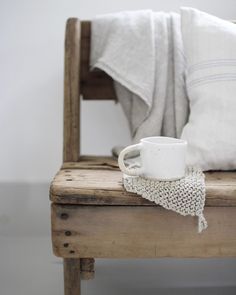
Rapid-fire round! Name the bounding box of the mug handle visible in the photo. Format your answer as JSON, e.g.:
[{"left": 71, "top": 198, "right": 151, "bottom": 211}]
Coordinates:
[{"left": 118, "top": 143, "right": 142, "bottom": 176}]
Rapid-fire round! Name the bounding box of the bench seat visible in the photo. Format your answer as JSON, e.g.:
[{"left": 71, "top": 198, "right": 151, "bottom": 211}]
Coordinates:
[
  {"left": 50, "top": 156, "right": 236, "bottom": 259},
  {"left": 50, "top": 156, "right": 236, "bottom": 207}
]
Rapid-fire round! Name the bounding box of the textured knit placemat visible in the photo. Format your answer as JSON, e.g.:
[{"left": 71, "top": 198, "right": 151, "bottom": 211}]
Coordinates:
[{"left": 123, "top": 166, "right": 207, "bottom": 233}]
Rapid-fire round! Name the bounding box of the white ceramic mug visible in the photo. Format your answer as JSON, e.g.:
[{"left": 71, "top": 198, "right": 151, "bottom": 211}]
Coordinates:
[{"left": 118, "top": 136, "right": 187, "bottom": 180}]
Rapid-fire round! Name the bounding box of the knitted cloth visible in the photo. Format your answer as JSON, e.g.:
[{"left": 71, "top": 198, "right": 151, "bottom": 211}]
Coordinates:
[{"left": 123, "top": 166, "right": 207, "bottom": 233}]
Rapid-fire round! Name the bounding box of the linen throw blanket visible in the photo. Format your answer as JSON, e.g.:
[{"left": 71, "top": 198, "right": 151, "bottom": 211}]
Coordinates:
[{"left": 90, "top": 10, "right": 189, "bottom": 141}]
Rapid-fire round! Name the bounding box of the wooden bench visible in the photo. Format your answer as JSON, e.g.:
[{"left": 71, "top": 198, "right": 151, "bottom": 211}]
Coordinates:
[{"left": 50, "top": 18, "right": 236, "bottom": 295}]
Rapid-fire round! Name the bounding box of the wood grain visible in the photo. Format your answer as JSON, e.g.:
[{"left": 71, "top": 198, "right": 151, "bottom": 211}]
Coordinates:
[
  {"left": 63, "top": 18, "right": 81, "bottom": 162},
  {"left": 80, "top": 258, "right": 95, "bottom": 280},
  {"left": 62, "top": 156, "right": 119, "bottom": 170},
  {"left": 52, "top": 205, "right": 236, "bottom": 258},
  {"left": 64, "top": 258, "right": 81, "bottom": 295},
  {"left": 50, "top": 156, "right": 236, "bottom": 206}
]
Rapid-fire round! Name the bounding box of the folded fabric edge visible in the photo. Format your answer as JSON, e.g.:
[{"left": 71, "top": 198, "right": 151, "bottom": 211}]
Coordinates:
[{"left": 91, "top": 60, "right": 152, "bottom": 109}]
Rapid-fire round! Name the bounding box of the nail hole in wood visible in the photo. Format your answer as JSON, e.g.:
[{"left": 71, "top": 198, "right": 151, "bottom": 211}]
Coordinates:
[
  {"left": 66, "top": 178, "right": 72, "bottom": 181},
  {"left": 70, "top": 250, "right": 75, "bottom": 254},
  {"left": 65, "top": 231, "right": 71, "bottom": 236},
  {"left": 63, "top": 243, "right": 69, "bottom": 248},
  {"left": 60, "top": 213, "right": 69, "bottom": 220}
]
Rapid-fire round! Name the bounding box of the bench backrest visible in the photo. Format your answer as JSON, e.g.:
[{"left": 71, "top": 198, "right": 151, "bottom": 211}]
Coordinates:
[{"left": 63, "top": 18, "right": 116, "bottom": 162}]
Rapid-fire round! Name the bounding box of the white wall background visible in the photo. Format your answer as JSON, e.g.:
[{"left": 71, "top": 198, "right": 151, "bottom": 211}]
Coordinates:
[{"left": 1, "top": 0, "right": 236, "bottom": 182}]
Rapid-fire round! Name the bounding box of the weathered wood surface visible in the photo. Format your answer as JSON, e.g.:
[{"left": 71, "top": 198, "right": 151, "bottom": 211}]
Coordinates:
[
  {"left": 80, "top": 21, "right": 116, "bottom": 100},
  {"left": 80, "top": 258, "right": 95, "bottom": 280},
  {"left": 62, "top": 156, "right": 119, "bottom": 170},
  {"left": 52, "top": 205, "right": 236, "bottom": 258},
  {"left": 50, "top": 156, "right": 236, "bottom": 206},
  {"left": 64, "top": 258, "right": 81, "bottom": 295},
  {"left": 63, "top": 18, "right": 81, "bottom": 162}
]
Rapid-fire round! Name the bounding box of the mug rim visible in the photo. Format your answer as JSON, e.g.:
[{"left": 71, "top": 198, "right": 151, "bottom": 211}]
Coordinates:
[{"left": 140, "top": 136, "right": 187, "bottom": 145}]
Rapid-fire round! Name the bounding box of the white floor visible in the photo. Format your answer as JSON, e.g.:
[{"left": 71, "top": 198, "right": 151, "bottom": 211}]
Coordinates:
[{"left": 0, "top": 183, "right": 236, "bottom": 295}]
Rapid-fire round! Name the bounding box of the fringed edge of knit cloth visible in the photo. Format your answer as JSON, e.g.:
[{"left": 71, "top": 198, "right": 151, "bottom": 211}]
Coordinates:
[
  {"left": 198, "top": 213, "right": 208, "bottom": 233},
  {"left": 123, "top": 166, "right": 207, "bottom": 233}
]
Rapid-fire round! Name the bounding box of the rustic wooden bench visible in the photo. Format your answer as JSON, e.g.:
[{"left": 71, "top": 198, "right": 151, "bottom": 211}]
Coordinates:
[{"left": 50, "top": 18, "right": 236, "bottom": 295}]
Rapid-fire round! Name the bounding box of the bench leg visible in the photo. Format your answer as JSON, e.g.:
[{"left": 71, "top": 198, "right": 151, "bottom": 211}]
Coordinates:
[
  {"left": 64, "top": 258, "right": 81, "bottom": 295},
  {"left": 80, "top": 258, "right": 95, "bottom": 280}
]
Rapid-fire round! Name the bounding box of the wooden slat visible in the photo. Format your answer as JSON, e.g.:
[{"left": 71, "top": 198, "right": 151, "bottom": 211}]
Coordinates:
[
  {"left": 80, "top": 21, "right": 116, "bottom": 100},
  {"left": 62, "top": 156, "right": 119, "bottom": 170},
  {"left": 52, "top": 205, "right": 236, "bottom": 258},
  {"left": 63, "top": 18, "right": 81, "bottom": 162},
  {"left": 50, "top": 157, "right": 236, "bottom": 206}
]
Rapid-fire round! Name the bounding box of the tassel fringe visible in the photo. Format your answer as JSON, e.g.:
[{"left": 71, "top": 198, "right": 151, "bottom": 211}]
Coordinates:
[{"left": 198, "top": 214, "right": 208, "bottom": 233}]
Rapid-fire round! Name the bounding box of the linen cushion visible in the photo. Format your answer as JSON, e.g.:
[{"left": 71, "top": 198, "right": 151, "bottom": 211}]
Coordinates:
[{"left": 180, "top": 7, "right": 236, "bottom": 170}]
